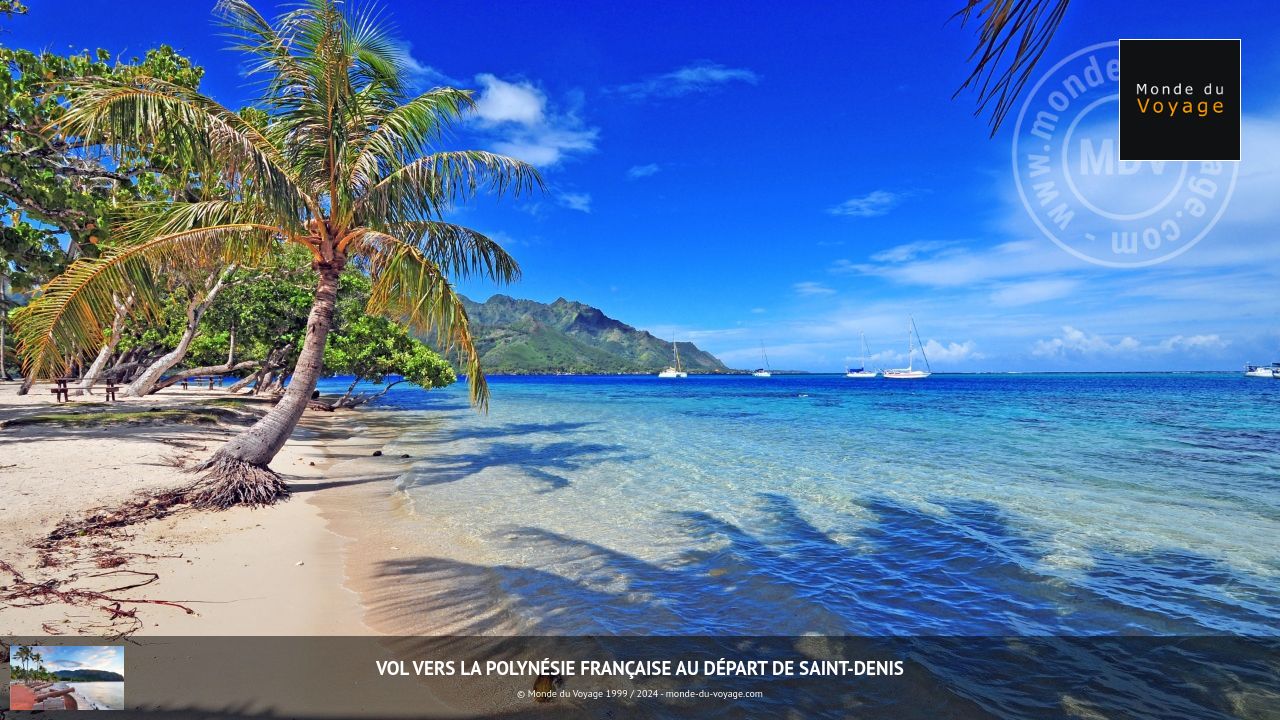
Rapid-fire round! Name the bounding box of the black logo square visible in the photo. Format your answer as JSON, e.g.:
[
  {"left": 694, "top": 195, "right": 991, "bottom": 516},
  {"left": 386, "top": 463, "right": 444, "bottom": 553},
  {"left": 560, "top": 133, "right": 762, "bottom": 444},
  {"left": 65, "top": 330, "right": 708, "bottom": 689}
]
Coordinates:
[{"left": 1119, "top": 39, "right": 1240, "bottom": 161}]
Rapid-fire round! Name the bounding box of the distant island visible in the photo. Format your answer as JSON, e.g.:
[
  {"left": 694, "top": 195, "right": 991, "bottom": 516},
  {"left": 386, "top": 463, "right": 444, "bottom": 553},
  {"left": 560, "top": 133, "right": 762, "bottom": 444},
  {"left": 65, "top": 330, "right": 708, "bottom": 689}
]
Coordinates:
[
  {"left": 52, "top": 669, "right": 124, "bottom": 682},
  {"left": 459, "top": 295, "right": 730, "bottom": 375}
]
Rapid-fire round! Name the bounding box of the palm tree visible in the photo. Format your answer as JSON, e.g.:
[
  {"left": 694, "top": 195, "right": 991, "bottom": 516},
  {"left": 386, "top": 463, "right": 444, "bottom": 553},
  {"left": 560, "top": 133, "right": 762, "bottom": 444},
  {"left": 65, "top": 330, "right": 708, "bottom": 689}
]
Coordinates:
[
  {"left": 14, "top": 645, "right": 32, "bottom": 681},
  {"left": 15, "top": 0, "right": 541, "bottom": 507}
]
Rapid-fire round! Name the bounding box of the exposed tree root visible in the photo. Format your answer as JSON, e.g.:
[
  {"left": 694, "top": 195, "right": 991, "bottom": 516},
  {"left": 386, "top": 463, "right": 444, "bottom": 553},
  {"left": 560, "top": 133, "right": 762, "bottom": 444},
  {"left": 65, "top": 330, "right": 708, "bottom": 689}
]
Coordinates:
[
  {"left": 186, "top": 455, "right": 291, "bottom": 509},
  {"left": 43, "top": 484, "right": 196, "bottom": 546}
]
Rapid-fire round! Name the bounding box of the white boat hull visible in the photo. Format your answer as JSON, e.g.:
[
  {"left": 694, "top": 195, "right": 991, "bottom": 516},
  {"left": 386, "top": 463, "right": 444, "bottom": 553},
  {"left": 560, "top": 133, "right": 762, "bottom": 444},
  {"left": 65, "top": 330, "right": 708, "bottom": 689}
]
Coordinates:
[
  {"left": 752, "top": 371, "right": 772, "bottom": 377},
  {"left": 1244, "top": 364, "right": 1278, "bottom": 378},
  {"left": 845, "top": 371, "right": 877, "bottom": 378},
  {"left": 883, "top": 370, "right": 931, "bottom": 379},
  {"left": 658, "top": 370, "right": 688, "bottom": 378}
]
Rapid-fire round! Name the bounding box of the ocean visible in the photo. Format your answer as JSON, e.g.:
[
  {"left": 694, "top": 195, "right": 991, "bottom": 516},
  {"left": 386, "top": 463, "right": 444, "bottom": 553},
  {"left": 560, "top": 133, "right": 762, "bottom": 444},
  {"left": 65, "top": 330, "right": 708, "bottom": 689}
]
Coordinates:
[
  {"left": 69, "top": 682, "right": 124, "bottom": 710},
  {"left": 317, "top": 373, "right": 1280, "bottom": 716}
]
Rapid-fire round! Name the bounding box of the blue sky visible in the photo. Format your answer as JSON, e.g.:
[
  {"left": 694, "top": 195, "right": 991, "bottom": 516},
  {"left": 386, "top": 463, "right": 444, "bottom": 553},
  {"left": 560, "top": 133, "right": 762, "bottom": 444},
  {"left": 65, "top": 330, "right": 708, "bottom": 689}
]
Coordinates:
[
  {"left": 8, "top": 1, "right": 1280, "bottom": 370},
  {"left": 20, "top": 646, "right": 125, "bottom": 676}
]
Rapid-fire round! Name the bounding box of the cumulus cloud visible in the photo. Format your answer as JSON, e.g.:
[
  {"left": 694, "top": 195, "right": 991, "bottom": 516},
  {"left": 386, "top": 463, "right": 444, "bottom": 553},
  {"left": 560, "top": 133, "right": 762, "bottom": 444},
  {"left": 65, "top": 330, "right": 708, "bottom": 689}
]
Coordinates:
[
  {"left": 827, "top": 190, "right": 911, "bottom": 218},
  {"left": 1032, "top": 326, "right": 1225, "bottom": 357},
  {"left": 616, "top": 61, "right": 758, "bottom": 99},
  {"left": 627, "top": 163, "right": 661, "bottom": 179},
  {"left": 471, "top": 74, "right": 597, "bottom": 167},
  {"left": 923, "top": 339, "right": 984, "bottom": 363}
]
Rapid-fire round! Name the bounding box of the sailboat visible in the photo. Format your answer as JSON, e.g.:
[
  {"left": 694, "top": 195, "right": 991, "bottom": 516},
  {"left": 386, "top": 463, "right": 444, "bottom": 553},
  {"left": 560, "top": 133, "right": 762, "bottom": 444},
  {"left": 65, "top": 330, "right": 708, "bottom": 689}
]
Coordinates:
[
  {"left": 846, "top": 332, "right": 878, "bottom": 378},
  {"left": 883, "top": 318, "right": 931, "bottom": 379},
  {"left": 658, "top": 338, "right": 688, "bottom": 378},
  {"left": 752, "top": 341, "right": 772, "bottom": 377}
]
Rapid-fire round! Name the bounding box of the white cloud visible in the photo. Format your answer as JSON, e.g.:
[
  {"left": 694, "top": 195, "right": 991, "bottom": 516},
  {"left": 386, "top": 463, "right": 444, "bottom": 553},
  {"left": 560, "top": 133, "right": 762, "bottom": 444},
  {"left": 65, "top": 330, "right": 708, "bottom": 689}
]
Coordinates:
[
  {"left": 627, "top": 163, "right": 661, "bottom": 179},
  {"left": 793, "top": 281, "right": 836, "bottom": 297},
  {"left": 557, "top": 192, "right": 592, "bottom": 213},
  {"left": 471, "top": 74, "right": 597, "bottom": 167},
  {"left": 397, "top": 44, "right": 462, "bottom": 88},
  {"left": 1031, "top": 326, "right": 1225, "bottom": 357},
  {"left": 922, "top": 339, "right": 984, "bottom": 363},
  {"left": 869, "top": 240, "right": 957, "bottom": 264},
  {"left": 750, "top": 307, "right": 767, "bottom": 314},
  {"left": 616, "top": 61, "right": 758, "bottom": 99},
  {"left": 988, "top": 279, "right": 1078, "bottom": 307},
  {"left": 828, "top": 190, "right": 910, "bottom": 218}
]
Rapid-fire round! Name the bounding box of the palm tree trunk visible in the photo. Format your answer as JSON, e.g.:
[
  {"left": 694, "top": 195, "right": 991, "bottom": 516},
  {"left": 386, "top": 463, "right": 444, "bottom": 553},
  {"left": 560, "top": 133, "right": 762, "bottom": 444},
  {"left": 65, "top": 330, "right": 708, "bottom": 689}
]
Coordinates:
[{"left": 191, "top": 264, "right": 342, "bottom": 507}]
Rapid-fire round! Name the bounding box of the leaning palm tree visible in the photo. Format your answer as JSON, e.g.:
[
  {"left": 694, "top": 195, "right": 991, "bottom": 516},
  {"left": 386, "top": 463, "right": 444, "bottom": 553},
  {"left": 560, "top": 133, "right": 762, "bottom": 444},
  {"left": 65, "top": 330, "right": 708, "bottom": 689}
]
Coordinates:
[{"left": 15, "top": 0, "right": 541, "bottom": 507}]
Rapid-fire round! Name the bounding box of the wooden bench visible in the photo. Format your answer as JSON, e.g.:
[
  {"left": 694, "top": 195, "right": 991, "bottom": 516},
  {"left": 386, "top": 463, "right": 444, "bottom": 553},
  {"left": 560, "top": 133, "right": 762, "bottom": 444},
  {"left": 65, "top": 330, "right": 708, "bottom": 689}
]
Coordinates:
[
  {"left": 104, "top": 380, "right": 118, "bottom": 402},
  {"left": 181, "top": 376, "right": 222, "bottom": 390},
  {"left": 49, "top": 377, "right": 72, "bottom": 402}
]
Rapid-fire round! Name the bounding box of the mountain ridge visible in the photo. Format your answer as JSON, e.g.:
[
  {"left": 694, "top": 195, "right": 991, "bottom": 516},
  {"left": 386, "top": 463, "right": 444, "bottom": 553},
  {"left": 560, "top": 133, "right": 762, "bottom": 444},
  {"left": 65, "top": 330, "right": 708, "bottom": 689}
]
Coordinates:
[{"left": 458, "top": 294, "right": 729, "bottom": 375}]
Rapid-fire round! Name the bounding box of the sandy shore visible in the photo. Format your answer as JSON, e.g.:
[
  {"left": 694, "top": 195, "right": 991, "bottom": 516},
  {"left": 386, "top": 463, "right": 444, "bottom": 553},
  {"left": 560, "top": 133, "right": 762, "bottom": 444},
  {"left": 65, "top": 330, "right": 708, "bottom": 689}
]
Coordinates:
[{"left": 0, "top": 380, "right": 409, "bottom": 638}]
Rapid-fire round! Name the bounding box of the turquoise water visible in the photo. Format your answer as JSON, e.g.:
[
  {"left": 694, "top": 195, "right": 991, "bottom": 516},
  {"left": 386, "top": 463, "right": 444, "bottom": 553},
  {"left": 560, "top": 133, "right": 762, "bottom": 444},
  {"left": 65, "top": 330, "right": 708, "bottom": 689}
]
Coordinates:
[{"left": 327, "top": 373, "right": 1280, "bottom": 637}]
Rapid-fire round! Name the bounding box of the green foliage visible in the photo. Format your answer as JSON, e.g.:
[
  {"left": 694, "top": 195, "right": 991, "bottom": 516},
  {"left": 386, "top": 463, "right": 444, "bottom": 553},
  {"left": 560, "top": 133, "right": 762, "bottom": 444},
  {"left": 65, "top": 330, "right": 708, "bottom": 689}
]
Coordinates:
[
  {"left": 324, "top": 272, "right": 455, "bottom": 391},
  {"left": 0, "top": 0, "right": 28, "bottom": 18},
  {"left": 184, "top": 248, "right": 317, "bottom": 367},
  {"left": 0, "top": 44, "right": 203, "bottom": 253},
  {"left": 14, "top": 0, "right": 540, "bottom": 411}
]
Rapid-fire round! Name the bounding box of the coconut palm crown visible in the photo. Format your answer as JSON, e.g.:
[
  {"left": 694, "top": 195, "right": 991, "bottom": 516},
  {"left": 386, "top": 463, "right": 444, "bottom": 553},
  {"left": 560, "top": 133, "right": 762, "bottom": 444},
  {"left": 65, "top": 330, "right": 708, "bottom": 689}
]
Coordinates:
[{"left": 15, "top": 0, "right": 542, "bottom": 506}]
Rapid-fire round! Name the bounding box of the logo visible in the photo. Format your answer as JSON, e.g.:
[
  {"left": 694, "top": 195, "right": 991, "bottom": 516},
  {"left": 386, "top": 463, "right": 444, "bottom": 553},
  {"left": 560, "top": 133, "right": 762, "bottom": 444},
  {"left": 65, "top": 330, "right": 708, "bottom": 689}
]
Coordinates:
[
  {"left": 1119, "top": 39, "right": 1240, "bottom": 161},
  {"left": 1012, "top": 42, "right": 1238, "bottom": 268}
]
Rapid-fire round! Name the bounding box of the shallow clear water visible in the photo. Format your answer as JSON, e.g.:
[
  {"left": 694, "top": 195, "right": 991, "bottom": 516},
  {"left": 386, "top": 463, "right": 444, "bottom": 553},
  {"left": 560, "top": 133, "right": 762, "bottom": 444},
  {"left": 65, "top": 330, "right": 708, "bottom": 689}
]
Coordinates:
[{"left": 324, "top": 373, "right": 1280, "bottom": 637}]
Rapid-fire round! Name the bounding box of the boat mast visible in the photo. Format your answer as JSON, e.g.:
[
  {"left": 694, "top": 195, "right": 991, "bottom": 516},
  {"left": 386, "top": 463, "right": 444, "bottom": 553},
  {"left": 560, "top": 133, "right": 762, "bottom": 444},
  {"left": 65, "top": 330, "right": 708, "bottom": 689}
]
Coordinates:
[
  {"left": 906, "top": 323, "right": 914, "bottom": 371},
  {"left": 673, "top": 339, "right": 682, "bottom": 372},
  {"left": 911, "top": 316, "right": 931, "bottom": 373},
  {"left": 860, "top": 331, "right": 868, "bottom": 369},
  {"left": 760, "top": 341, "right": 770, "bottom": 370}
]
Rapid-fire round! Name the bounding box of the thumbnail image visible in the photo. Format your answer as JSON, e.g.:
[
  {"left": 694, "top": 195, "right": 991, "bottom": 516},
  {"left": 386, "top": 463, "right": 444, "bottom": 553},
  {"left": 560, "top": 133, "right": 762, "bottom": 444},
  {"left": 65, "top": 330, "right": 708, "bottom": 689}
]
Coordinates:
[{"left": 8, "top": 645, "right": 124, "bottom": 711}]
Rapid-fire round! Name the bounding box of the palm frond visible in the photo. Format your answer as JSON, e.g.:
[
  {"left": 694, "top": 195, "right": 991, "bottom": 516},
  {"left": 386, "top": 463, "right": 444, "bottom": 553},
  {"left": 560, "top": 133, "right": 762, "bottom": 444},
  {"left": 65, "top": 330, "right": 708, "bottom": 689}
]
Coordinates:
[
  {"left": 55, "top": 73, "right": 323, "bottom": 223},
  {"left": 14, "top": 225, "right": 282, "bottom": 379},
  {"left": 358, "top": 150, "right": 544, "bottom": 224},
  {"left": 953, "top": 0, "right": 1071, "bottom": 135},
  {"left": 359, "top": 231, "right": 489, "bottom": 410},
  {"left": 348, "top": 221, "right": 520, "bottom": 283},
  {"left": 214, "top": 0, "right": 312, "bottom": 104},
  {"left": 348, "top": 87, "right": 475, "bottom": 193}
]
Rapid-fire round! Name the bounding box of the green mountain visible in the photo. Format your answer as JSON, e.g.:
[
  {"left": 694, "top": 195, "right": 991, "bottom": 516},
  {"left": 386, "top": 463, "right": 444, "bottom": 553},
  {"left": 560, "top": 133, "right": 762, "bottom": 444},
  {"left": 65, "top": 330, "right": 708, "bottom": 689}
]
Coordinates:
[
  {"left": 459, "top": 295, "right": 729, "bottom": 374},
  {"left": 53, "top": 669, "right": 124, "bottom": 682}
]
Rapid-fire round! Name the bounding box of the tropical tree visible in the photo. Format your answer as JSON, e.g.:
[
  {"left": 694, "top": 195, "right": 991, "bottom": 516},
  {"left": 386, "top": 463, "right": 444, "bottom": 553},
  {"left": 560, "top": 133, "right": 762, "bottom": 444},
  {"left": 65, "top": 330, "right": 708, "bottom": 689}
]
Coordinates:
[
  {"left": 15, "top": 0, "right": 540, "bottom": 507},
  {"left": 323, "top": 272, "right": 456, "bottom": 407}
]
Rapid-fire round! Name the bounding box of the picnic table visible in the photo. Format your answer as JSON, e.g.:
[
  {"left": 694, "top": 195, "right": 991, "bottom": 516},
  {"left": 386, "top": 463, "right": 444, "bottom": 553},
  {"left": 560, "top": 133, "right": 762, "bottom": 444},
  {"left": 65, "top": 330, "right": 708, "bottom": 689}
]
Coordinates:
[{"left": 49, "top": 378, "right": 118, "bottom": 402}]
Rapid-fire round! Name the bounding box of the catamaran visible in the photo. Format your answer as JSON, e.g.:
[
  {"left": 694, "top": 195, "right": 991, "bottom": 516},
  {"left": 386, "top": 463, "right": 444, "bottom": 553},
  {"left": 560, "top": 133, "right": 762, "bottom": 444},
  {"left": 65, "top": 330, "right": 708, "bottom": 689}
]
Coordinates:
[
  {"left": 883, "top": 318, "right": 931, "bottom": 379},
  {"left": 752, "top": 341, "right": 772, "bottom": 377},
  {"left": 846, "top": 331, "right": 878, "bottom": 378},
  {"left": 658, "top": 339, "right": 688, "bottom": 378},
  {"left": 1244, "top": 363, "right": 1279, "bottom": 378}
]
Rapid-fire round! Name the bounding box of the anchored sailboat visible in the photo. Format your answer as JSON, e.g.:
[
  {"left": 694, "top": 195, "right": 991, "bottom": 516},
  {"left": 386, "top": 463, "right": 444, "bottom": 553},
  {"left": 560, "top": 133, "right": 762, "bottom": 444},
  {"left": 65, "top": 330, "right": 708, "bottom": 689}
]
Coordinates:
[
  {"left": 846, "top": 332, "right": 878, "bottom": 378},
  {"left": 883, "top": 318, "right": 931, "bottom": 379},
  {"left": 753, "top": 341, "right": 772, "bottom": 377},
  {"left": 658, "top": 338, "right": 688, "bottom": 378}
]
